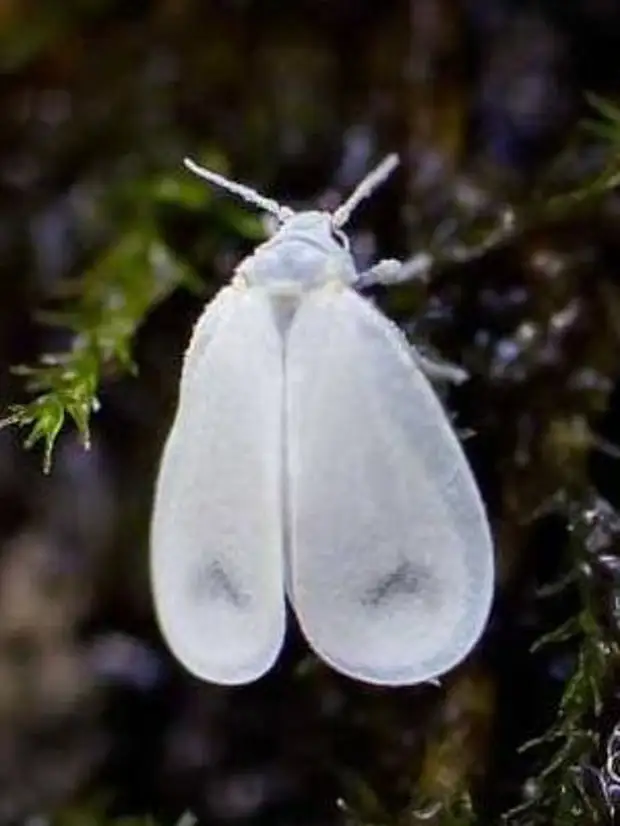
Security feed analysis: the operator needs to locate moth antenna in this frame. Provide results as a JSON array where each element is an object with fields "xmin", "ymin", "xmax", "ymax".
[
  {"xmin": 331, "ymin": 154, "xmax": 400, "ymax": 229},
  {"xmin": 184, "ymin": 158, "xmax": 295, "ymax": 222}
]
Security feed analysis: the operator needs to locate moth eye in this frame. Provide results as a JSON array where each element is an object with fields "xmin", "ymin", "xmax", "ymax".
[{"xmin": 330, "ymin": 227, "xmax": 350, "ymax": 250}]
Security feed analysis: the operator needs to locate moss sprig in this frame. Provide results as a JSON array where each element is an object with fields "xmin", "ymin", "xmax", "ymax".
[
  {"xmin": 0, "ymin": 158, "xmax": 260, "ymax": 472},
  {"xmin": 504, "ymin": 490, "xmax": 620, "ymax": 826}
]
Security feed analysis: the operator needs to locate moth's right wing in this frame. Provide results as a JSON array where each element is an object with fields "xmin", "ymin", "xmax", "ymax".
[
  {"xmin": 151, "ymin": 286, "xmax": 286, "ymax": 685},
  {"xmin": 285, "ymin": 286, "xmax": 493, "ymax": 686}
]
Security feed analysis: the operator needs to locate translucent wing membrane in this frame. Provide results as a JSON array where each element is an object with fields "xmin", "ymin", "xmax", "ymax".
[
  {"xmin": 151, "ymin": 288, "xmax": 285, "ymax": 685},
  {"xmin": 285, "ymin": 287, "xmax": 493, "ymax": 685}
]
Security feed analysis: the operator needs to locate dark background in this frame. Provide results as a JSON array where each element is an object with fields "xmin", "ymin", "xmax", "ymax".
[{"xmin": 1, "ymin": 1, "xmax": 620, "ymax": 825}]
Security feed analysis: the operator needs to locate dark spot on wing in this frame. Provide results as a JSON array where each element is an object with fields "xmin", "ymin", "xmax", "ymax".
[
  {"xmin": 360, "ymin": 561, "xmax": 428, "ymax": 608},
  {"xmin": 190, "ymin": 560, "xmax": 251, "ymax": 609}
]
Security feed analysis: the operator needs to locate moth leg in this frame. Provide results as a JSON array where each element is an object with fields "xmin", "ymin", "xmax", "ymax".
[
  {"xmin": 356, "ymin": 253, "xmax": 432, "ymax": 289},
  {"xmin": 357, "ymin": 205, "xmax": 517, "ymax": 290},
  {"xmin": 357, "ymin": 261, "xmax": 468, "ymax": 384},
  {"xmin": 410, "ymin": 349, "xmax": 474, "ymax": 443},
  {"xmin": 409, "ymin": 346, "xmax": 469, "ymax": 385},
  {"xmin": 357, "ymin": 256, "xmax": 468, "ymax": 385}
]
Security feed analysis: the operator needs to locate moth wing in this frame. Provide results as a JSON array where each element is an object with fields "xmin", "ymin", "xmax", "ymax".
[
  {"xmin": 151, "ymin": 286, "xmax": 285, "ymax": 685},
  {"xmin": 286, "ymin": 287, "xmax": 494, "ymax": 685}
]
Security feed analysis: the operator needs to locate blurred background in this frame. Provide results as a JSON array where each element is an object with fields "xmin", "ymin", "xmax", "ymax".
[{"xmin": 2, "ymin": 1, "xmax": 620, "ymax": 825}]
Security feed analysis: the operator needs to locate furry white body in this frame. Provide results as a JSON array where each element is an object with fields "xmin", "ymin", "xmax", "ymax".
[{"xmin": 150, "ymin": 156, "xmax": 494, "ymax": 685}]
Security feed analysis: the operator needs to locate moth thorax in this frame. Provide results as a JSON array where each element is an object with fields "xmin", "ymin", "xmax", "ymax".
[{"xmin": 269, "ymin": 292, "xmax": 303, "ymax": 339}]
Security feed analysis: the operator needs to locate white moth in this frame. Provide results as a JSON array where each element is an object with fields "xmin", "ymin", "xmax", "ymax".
[{"xmin": 150, "ymin": 154, "xmax": 494, "ymax": 687}]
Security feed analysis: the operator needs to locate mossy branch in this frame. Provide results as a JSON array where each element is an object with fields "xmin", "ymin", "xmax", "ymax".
[
  {"xmin": 0, "ymin": 228, "xmax": 197, "ymax": 472},
  {"xmin": 504, "ymin": 491, "xmax": 620, "ymax": 826},
  {"xmin": 0, "ymin": 157, "xmax": 260, "ymax": 473}
]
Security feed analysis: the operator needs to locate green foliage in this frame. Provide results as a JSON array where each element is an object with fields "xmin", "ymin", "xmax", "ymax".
[
  {"xmin": 341, "ymin": 791, "xmax": 477, "ymax": 826},
  {"xmin": 0, "ymin": 220, "xmax": 194, "ymax": 472},
  {"xmin": 583, "ymin": 93, "xmax": 620, "ymax": 143},
  {"xmin": 531, "ymin": 93, "xmax": 620, "ymax": 220},
  {"xmin": 503, "ymin": 491, "xmax": 619, "ymax": 826},
  {"xmin": 0, "ymin": 158, "xmax": 260, "ymax": 473}
]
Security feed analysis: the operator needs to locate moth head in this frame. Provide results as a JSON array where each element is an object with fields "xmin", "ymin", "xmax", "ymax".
[{"xmin": 266, "ymin": 210, "xmax": 349, "ymax": 255}]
